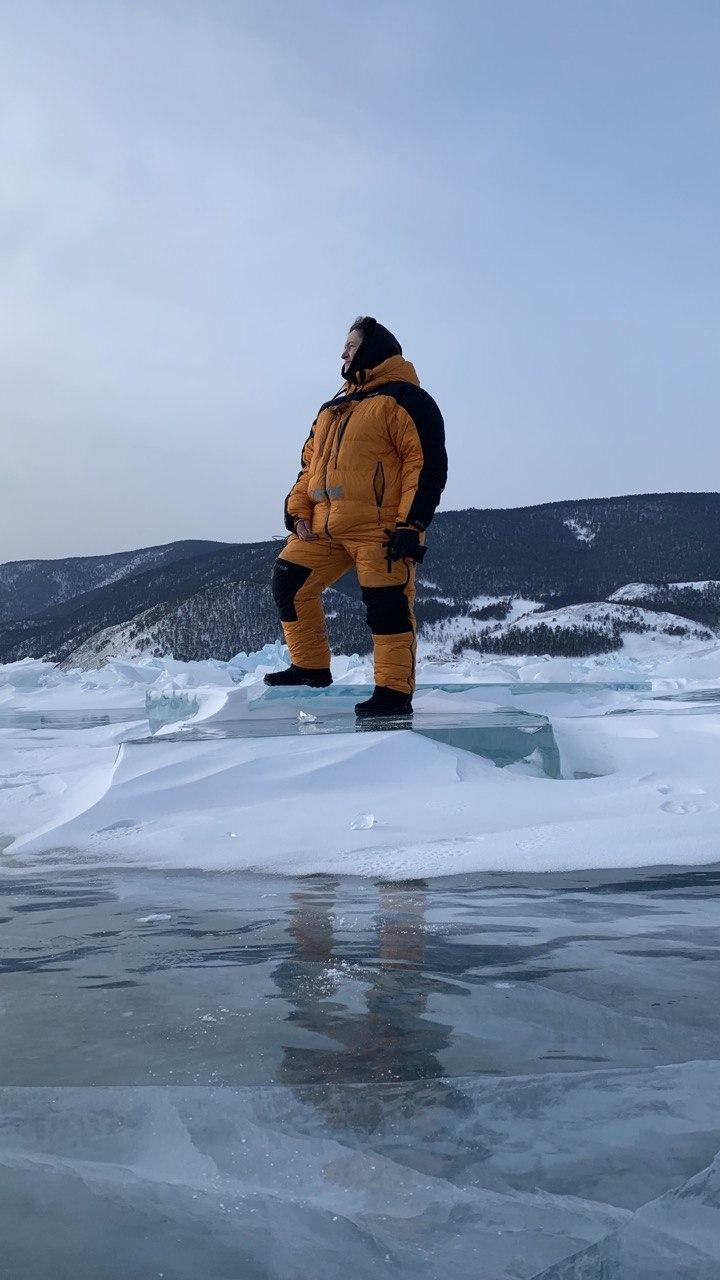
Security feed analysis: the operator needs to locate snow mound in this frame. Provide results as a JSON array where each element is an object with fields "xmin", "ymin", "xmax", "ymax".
[
  {"xmin": 8, "ymin": 698, "xmax": 720, "ymax": 877},
  {"xmin": 3, "ymin": 645, "xmax": 720, "ymax": 878}
]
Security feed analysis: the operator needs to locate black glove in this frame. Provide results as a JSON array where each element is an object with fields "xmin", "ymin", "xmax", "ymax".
[{"xmin": 383, "ymin": 524, "xmax": 427, "ymax": 569}]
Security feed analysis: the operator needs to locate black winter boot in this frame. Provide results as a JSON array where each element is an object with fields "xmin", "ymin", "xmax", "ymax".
[
  {"xmin": 264, "ymin": 665, "xmax": 332, "ymax": 688},
  {"xmin": 354, "ymin": 686, "xmax": 413, "ymax": 718}
]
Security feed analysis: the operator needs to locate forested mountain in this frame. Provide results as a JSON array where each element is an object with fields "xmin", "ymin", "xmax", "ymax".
[
  {"xmin": 0, "ymin": 540, "xmax": 228, "ymax": 624},
  {"xmin": 421, "ymin": 492, "xmax": 720, "ymax": 605},
  {"xmin": 0, "ymin": 542, "xmax": 270, "ymax": 663},
  {"xmin": 64, "ymin": 582, "xmax": 366, "ymax": 667},
  {"xmin": 2, "ymin": 493, "xmax": 719, "ymax": 665}
]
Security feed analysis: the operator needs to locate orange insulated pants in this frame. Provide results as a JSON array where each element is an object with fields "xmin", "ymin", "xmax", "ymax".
[{"xmin": 272, "ymin": 532, "xmax": 417, "ymax": 694}]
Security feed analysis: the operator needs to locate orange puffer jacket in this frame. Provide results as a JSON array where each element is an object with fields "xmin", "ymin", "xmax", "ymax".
[{"xmin": 284, "ymin": 355, "xmax": 447, "ymax": 540}]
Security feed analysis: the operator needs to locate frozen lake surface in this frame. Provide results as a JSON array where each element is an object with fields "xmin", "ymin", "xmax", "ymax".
[
  {"xmin": 2, "ymin": 865, "xmax": 720, "ymax": 1278},
  {"xmin": 2, "ymin": 648, "xmax": 720, "ymax": 1276}
]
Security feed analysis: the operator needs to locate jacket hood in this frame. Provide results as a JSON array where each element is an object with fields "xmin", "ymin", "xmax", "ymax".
[
  {"xmin": 345, "ymin": 354, "xmax": 420, "ymax": 392},
  {"xmin": 343, "ymin": 317, "xmax": 402, "ymax": 383}
]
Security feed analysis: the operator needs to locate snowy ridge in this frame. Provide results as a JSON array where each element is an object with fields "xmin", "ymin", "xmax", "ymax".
[
  {"xmin": 611, "ymin": 579, "xmax": 720, "ymax": 602},
  {"xmin": 62, "ymin": 617, "xmax": 159, "ymax": 667},
  {"xmin": 424, "ymin": 598, "xmax": 715, "ymax": 664},
  {"xmin": 497, "ymin": 601, "xmax": 711, "ymax": 639}
]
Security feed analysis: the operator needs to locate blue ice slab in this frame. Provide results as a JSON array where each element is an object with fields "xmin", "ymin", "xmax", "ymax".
[
  {"xmin": 650, "ymin": 687, "xmax": 720, "ymax": 703},
  {"xmin": 255, "ymin": 681, "xmax": 482, "ymax": 704},
  {"xmin": 140, "ymin": 678, "xmax": 652, "ymax": 774},
  {"xmin": 505, "ymin": 679, "xmax": 652, "ymax": 694},
  {"xmin": 134, "ymin": 707, "xmax": 561, "ymax": 776},
  {"xmin": 0, "ymin": 707, "xmax": 144, "ymax": 730},
  {"xmin": 417, "ymin": 715, "xmax": 560, "ymax": 776},
  {"xmin": 255, "ymin": 679, "xmax": 651, "ymax": 705}
]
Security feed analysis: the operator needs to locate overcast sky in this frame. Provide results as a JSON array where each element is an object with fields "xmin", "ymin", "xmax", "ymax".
[{"xmin": 2, "ymin": 0, "xmax": 719, "ymax": 561}]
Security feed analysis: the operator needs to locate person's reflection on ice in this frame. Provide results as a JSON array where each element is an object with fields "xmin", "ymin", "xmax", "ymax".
[{"xmin": 272, "ymin": 875, "xmax": 469, "ymax": 1136}]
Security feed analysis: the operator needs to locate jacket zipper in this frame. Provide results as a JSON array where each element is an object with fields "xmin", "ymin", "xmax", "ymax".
[{"xmin": 323, "ymin": 413, "xmax": 346, "ymax": 537}]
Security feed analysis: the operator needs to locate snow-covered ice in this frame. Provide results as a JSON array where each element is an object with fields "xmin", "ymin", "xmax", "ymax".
[{"xmin": 2, "ymin": 639, "xmax": 720, "ymax": 876}]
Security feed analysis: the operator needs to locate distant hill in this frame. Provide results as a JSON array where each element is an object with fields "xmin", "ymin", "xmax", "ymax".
[
  {"xmin": 61, "ymin": 582, "xmax": 365, "ymax": 669},
  {"xmin": 0, "ymin": 540, "xmax": 229, "ymax": 624},
  {"xmin": 443, "ymin": 600, "xmax": 714, "ymax": 660},
  {"xmin": 2, "ymin": 493, "xmax": 720, "ymax": 665},
  {"xmin": 423, "ymin": 492, "xmax": 720, "ymax": 605}
]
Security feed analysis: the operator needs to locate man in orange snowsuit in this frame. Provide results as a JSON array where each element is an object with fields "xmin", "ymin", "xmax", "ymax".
[{"xmin": 267, "ymin": 316, "xmax": 447, "ymax": 717}]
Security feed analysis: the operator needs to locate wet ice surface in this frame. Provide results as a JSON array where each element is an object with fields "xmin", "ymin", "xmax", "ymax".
[
  {"xmin": 0, "ymin": 707, "xmax": 144, "ymax": 730},
  {"xmin": 2, "ymin": 866, "xmax": 720, "ymax": 1279},
  {"xmin": 3, "ymin": 650, "xmax": 720, "ymax": 1276}
]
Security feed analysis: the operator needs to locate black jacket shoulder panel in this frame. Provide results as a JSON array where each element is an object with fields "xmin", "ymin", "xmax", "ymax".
[{"xmin": 380, "ymin": 385, "xmax": 448, "ymax": 529}]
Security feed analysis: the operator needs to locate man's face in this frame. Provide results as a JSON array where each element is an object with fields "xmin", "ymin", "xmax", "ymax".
[{"xmin": 341, "ymin": 328, "xmax": 363, "ymax": 374}]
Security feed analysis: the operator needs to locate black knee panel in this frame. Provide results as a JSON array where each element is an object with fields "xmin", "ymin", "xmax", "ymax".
[
  {"xmin": 272, "ymin": 560, "xmax": 312, "ymax": 623},
  {"xmin": 361, "ymin": 584, "xmax": 413, "ymax": 635}
]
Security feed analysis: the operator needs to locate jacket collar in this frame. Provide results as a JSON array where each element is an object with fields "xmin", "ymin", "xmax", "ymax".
[{"xmin": 345, "ymin": 355, "xmax": 420, "ymax": 392}]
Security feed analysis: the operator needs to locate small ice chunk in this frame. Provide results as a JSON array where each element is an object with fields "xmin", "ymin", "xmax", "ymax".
[
  {"xmin": 136, "ymin": 913, "xmax": 172, "ymax": 923},
  {"xmin": 298, "ymin": 709, "xmax": 317, "ymax": 722},
  {"xmin": 350, "ymin": 813, "xmax": 376, "ymax": 830}
]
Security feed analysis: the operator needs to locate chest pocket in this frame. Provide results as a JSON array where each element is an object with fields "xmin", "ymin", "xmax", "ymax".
[
  {"xmin": 373, "ymin": 461, "xmax": 385, "ymax": 507},
  {"xmin": 333, "ymin": 414, "xmax": 351, "ymax": 464}
]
